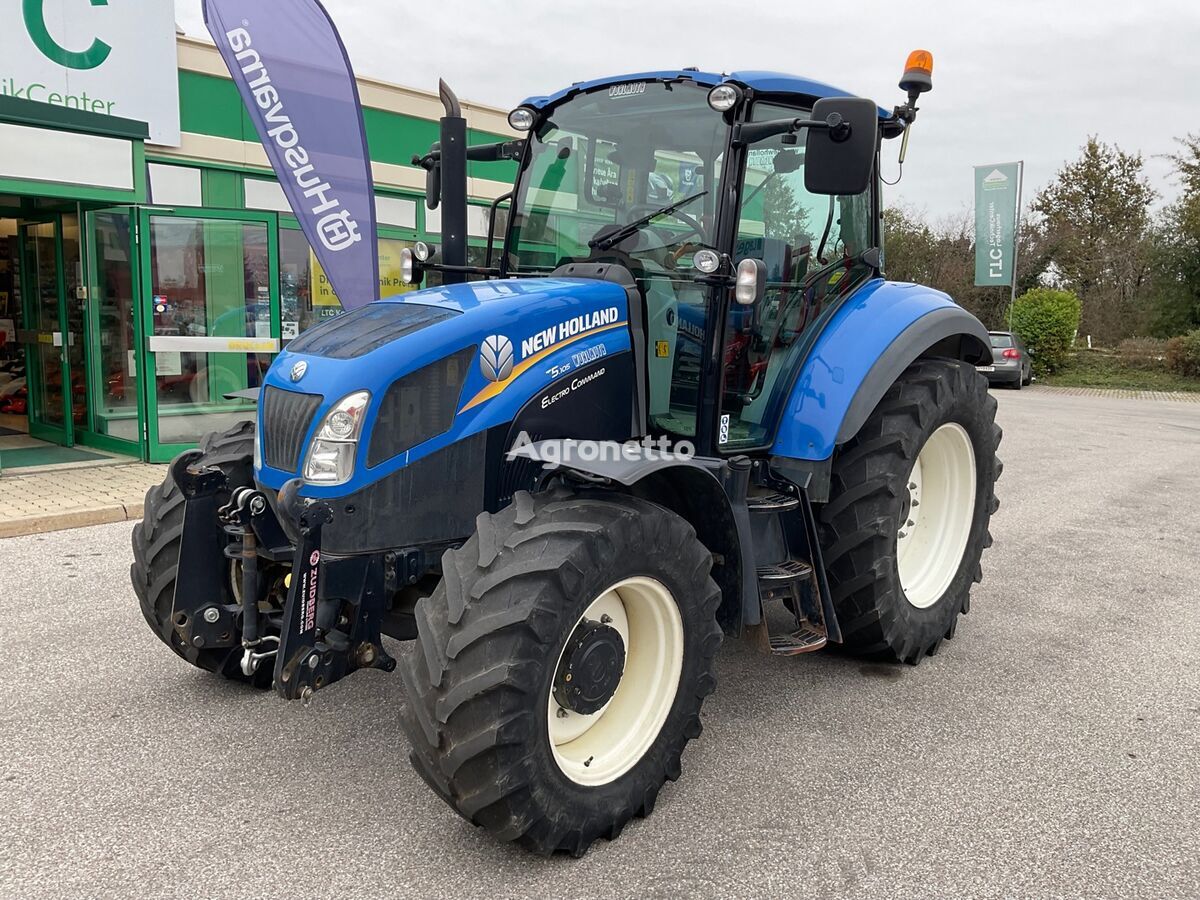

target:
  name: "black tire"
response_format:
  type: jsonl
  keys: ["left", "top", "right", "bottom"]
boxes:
{"left": 398, "top": 489, "right": 722, "bottom": 856}
{"left": 130, "top": 419, "right": 270, "bottom": 686}
{"left": 1013, "top": 374, "right": 1023, "bottom": 390}
{"left": 818, "top": 359, "right": 1001, "bottom": 664}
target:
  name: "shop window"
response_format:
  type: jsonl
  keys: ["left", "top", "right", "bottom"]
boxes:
{"left": 147, "top": 216, "right": 271, "bottom": 445}
{"left": 148, "top": 164, "right": 203, "bottom": 207}
{"left": 281, "top": 229, "right": 417, "bottom": 340}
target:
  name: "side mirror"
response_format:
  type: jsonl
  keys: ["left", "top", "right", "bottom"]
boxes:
{"left": 804, "top": 97, "right": 879, "bottom": 196}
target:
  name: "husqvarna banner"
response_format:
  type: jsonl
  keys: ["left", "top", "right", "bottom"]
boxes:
{"left": 204, "top": 0, "right": 379, "bottom": 310}
{"left": 973, "top": 161, "right": 1022, "bottom": 287}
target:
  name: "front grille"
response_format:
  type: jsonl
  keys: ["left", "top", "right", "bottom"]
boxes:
{"left": 262, "top": 386, "right": 323, "bottom": 472}
{"left": 367, "top": 347, "right": 474, "bottom": 467}
{"left": 285, "top": 302, "right": 458, "bottom": 359}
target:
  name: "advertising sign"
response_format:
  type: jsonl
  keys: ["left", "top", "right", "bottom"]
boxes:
{"left": 0, "top": 1, "right": 181, "bottom": 145}
{"left": 974, "top": 162, "right": 1022, "bottom": 286}
{"left": 204, "top": 0, "right": 380, "bottom": 311}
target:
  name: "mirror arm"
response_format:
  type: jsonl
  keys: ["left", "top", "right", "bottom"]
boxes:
{"left": 733, "top": 114, "right": 844, "bottom": 147}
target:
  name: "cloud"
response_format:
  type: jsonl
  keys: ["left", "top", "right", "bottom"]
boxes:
{"left": 176, "top": 0, "right": 1200, "bottom": 215}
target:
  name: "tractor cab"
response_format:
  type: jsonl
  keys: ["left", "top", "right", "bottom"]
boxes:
{"left": 412, "top": 70, "right": 892, "bottom": 456}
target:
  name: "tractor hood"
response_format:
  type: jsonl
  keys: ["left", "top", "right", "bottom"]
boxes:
{"left": 254, "top": 276, "right": 633, "bottom": 496}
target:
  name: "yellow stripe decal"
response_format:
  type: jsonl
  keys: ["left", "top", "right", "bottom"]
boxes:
{"left": 458, "top": 321, "right": 627, "bottom": 413}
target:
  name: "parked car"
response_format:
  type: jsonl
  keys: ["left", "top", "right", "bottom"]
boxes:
{"left": 979, "top": 331, "right": 1032, "bottom": 389}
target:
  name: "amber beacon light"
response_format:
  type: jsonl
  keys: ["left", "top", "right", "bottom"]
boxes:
{"left": 900, "top": 49, "right": 934, "bottom": 94}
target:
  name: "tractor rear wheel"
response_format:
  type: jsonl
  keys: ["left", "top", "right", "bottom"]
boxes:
{"left": 398, "top": 489, "right": 722, "bottom": 856}
{"left": 130, "top": 420, "right": 272, "bottom": 687}
{"left": 818, "top": 359, "right": 1001, "bottom": 663}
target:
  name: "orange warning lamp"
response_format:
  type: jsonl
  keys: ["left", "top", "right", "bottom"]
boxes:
{"left": 899, "top": 49, "right": 934, "bottom": 96}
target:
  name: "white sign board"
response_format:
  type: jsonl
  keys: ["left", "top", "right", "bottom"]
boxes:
{"left": 0, "top": 0, "right": 180, "bottom": 146}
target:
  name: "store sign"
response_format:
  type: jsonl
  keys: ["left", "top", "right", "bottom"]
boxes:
{"left": 1, "top": 1, "right": 181, "bottom": 145}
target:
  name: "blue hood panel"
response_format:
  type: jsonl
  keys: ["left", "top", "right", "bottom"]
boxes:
{"left": 256, "top": 277, "right": 632, "bottom": 497}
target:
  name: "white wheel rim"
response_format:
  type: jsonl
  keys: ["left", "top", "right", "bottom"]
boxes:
{"left": 547, "top": 576, "right": 683, "bottom": 786}
{"left": 896, "top": 422, "right": 977, "bottom": 609}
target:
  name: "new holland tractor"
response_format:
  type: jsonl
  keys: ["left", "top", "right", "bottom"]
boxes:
{"left": 132, "top": 52, "right": 1002, "bottom": 855}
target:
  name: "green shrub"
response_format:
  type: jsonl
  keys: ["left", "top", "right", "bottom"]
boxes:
{"left": 1166, "top": 329, "right": 1200, "bottom": 377}
{"left": 1010, "top": 288, "right": 1081, "bottom": 374}
{"left": 1116, "top": 337, "right": 1170, "bottom": 370}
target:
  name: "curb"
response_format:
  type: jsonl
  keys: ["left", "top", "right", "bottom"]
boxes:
{"left": 0, "top": 497, "right": 147, "bottom": 540}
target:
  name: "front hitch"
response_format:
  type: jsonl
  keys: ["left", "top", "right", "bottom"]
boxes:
{"left": 272, "top": 481, "right": 396, "bottom": 702}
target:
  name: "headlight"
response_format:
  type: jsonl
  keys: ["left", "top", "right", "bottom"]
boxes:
{"left": 303, "top": 390, "right": 370, "bottom": 485}
{"left": 508, "top": 106, "right": 535, "bottom": 131}
{"left": 253, "top": 424, "right": 262, "bottom": 470}
{"left": 707, "top": 84, "right": 742, "bottom": 112}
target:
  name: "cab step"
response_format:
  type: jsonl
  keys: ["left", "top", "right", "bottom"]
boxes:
{"left": 747, "top": 491, "right": 801, "bottom": 513}
{"left": 748, "top": 556, "right": 829, "bottom": 656}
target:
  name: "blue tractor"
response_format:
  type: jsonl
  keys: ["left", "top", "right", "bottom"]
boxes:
{"left": 132, "top": 52, "right": 1001, "bottom": 855}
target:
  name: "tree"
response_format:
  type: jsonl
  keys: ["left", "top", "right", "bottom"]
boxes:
{"left": 1032, "top": 137, "right": 1156, "bottom": 343}
{"left": 1146, "top": 134, "right": 1200, "bottom": 336}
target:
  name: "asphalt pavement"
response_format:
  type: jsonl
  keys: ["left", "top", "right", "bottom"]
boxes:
{"left": 1, "top": 388, "right": 1198, "bottom": 899}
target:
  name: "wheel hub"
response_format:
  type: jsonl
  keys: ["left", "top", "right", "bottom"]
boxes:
{"left": 553, "top": 618, "right": 626, "bottom": 715}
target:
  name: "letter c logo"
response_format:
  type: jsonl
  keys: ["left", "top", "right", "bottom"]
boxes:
{"left": 23, "top": 0, "right": 112, "bottom": 71}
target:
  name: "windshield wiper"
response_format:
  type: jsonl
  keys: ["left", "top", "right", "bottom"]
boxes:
{"left": 589, "top": 191, "right": 708, "bottom": 251}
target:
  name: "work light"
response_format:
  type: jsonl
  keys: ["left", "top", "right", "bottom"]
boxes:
{"left": 413, "top": 240, "right": 434, "bottom": 262}
{"left": 508, "top": 107, "right": 535, "bottom": 131}
{"left": 707, "top": 84, "right": 741, "bottom": 112}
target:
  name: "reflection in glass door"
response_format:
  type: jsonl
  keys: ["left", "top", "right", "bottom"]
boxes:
{"left": 139, "top": 209, "right": 279, "bottom": 460}
{"left": 19, "top": 219, "right": 72, "bottom": 445}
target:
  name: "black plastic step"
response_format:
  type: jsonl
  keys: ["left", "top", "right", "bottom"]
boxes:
{"left": 747, "top": 491, "right": 801, "bottom": 513}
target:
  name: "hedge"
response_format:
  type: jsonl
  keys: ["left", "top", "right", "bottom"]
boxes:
{"left": 1010, "top": 288, "right": 1082, "bottom": 374}
{"left": 1166, "top": 329, "right": 1200, "bottom": 378}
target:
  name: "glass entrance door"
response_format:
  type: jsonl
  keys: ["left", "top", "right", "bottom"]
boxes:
{"left": 83, "top": 208, "right": 143, "bottom": 454}
{"left": 19, "top": 218, "right": 73, "bottom": 446}
{"left": 138, "top": 208, "right": 279, "bottom": 462}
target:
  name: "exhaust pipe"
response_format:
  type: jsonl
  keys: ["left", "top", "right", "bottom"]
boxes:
{"left": 438, "top": 79, "right": 468, "bottom": 284}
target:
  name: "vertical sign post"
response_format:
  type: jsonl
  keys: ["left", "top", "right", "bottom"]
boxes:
{"left": 974, "top": 161, "right": 1024, "bottom": 327}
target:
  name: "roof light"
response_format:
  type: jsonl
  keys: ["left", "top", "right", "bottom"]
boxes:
{"left": 899, "top": 49, "right": 934, "bottom": 94}
{"left": 707, "top": 84, "right": 742, "bottom": 112}
{"left": 508, "top": 106, "right": 535, "bottom": 131}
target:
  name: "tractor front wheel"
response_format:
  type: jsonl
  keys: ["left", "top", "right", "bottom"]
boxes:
{"left": 130, "top": 420, "right": 274, "bottom": 687}
{"left": 398, "top": 489, "right": 722, "bottom": 856}
{"left": 819, "top": 359, "right": 1002, "bottom": 663}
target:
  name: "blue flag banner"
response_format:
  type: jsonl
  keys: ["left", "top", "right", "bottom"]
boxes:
{"left": 204, "top": 0, "right": 379, "bottom": 310}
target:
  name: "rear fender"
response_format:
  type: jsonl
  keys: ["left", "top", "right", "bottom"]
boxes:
{"left": 772, "top": 281, "right": 990, "bottom": 465}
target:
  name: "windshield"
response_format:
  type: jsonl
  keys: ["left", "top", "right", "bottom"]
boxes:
{"left": 507, "top": 81, "right": 728, "bottom": 273}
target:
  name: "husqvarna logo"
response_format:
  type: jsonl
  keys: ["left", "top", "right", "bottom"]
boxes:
{"left": 480, "top": 335, "right": 514, "bottom": 382}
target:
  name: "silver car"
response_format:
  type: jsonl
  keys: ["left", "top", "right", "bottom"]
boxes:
{"left": 978, "top": 331, "right": 1033, "bottom": 389}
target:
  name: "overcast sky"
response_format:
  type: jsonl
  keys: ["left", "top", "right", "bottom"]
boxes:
{"left": 175, "top": 0, "right": 1200, "bottom": 221}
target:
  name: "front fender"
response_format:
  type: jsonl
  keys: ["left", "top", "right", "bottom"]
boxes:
{"left": 772, "top": 280, "right": 990, "bottom": 462}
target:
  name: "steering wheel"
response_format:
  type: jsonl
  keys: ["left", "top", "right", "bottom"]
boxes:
{"left": 626, "top": 202, "right": 706, "bottom": 247}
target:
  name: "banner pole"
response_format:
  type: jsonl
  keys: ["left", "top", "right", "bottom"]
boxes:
{"left": 1008, "top": 160, "right": 1024, "bottom": 332}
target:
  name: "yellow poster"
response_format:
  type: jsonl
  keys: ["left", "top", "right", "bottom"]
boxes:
{"left": 310, "top": 239, "right": 417, "bottom": 309}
